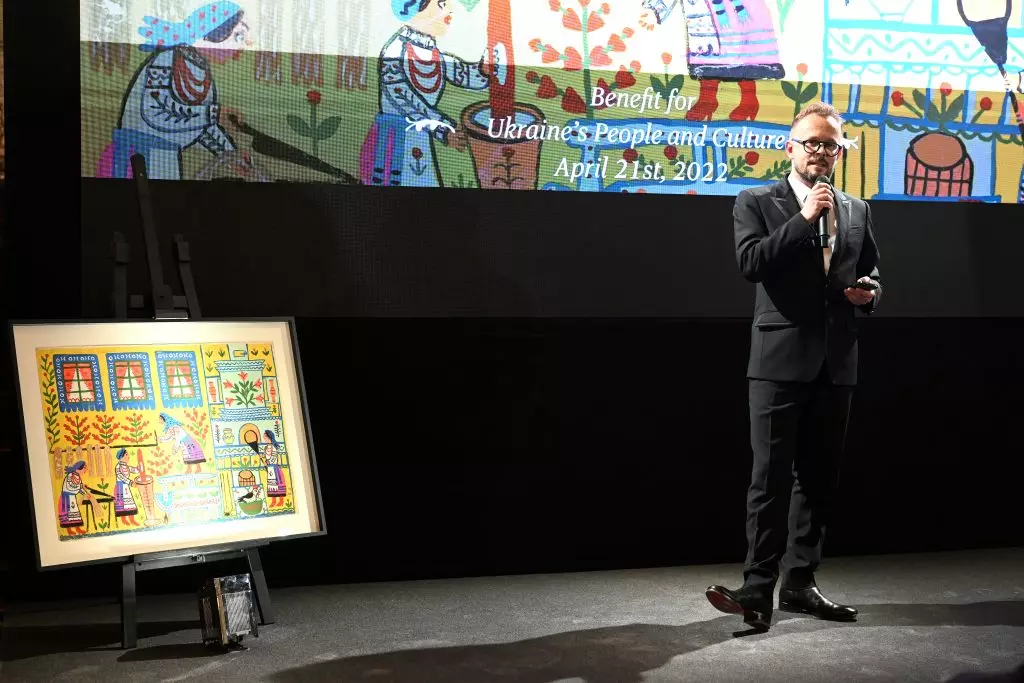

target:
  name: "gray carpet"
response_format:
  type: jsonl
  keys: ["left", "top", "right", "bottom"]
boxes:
{"left": 2, "top": 548, "right": 1022, "bottom": 682}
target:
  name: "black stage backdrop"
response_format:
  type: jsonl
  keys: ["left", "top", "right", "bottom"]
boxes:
{"left": 2, "top": 3, "right": 1023, "bottom": 603}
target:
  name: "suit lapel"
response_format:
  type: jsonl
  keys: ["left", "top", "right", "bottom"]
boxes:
{"left": 770, "top": 179, "right": 801, "bottom": 224}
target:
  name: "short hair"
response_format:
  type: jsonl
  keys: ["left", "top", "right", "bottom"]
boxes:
{"left": 792, "top": 102, "right": 844, "bottom": 128}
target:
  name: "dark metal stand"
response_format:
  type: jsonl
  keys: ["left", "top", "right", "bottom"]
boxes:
{"left": 120, "top": 543, "right": 275, "bottom": 649}
{"left": 115, "top": 154, "right": 273, "bottom": 650}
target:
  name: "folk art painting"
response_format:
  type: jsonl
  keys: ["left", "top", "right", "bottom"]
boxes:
{"left": 12, "top": 320, "right": 322, "bottom": 568}
{"left": 78, "top": 0, "right": 1024, "bottom": 202}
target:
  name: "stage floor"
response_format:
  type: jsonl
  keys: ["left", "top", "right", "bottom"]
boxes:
{"left": 2, "top": 548, "right": 1022, "bottom": 682}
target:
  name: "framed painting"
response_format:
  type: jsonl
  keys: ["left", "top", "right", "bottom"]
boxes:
{"left": 10, "top": 318, "right": 325, "bottom": 569}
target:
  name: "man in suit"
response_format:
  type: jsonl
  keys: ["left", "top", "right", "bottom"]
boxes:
{"left": 705, "top": 102, "right": 881, "bottom": 631}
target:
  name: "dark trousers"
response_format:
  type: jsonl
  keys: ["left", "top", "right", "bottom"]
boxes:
{"left": 743, "top": 363, "right": 853, "bottom": 595}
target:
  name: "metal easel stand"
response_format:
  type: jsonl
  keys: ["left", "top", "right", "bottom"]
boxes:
{"left": 114, "top": 154, "right": 274, "bottom": 650}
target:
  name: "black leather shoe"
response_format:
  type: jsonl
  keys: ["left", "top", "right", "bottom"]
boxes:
{"left": 705, "top": 584, "right": 773, "bottom": 631}
{"left": 778, "top": 586, "right": 858, "bottom": 621}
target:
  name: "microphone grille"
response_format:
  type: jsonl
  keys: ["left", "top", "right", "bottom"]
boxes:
{"left": 815, "top": 175, "right": 832, "bottom": 186}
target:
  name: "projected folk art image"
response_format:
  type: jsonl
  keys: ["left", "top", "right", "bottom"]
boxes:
{"left": 80, "top": 0, "right": 1024, "bottom": 202}
{"left": 39, "top": 341, "right": 292, "bottom": 541}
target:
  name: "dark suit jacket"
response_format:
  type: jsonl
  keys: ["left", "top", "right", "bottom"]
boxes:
{"left": 734, "top": 179, "right": 882, "bottom": 386}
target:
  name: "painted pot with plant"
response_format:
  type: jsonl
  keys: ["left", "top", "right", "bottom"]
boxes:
{"left": 460, "top": 0, "right": 545, "bottom": 189}
{"left": 463, "top": 0, "right": 638, "bottom": 189}
{"left": 891, "top": 84, "right": 974, "bottom": 197}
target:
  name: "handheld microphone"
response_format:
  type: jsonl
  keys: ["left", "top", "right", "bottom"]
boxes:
{"left": 814, "top": 175, "right": 832, "bottom": 248}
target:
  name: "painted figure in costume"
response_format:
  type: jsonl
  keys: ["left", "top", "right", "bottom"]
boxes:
{"left": 100, "top": 2, "right": 252, "bottom": 180}
{"left": 158, "top": 412, "right": 207, "bottom": 474}
{"left": 360, "top": 0, "right": 490, "bottom": 187}
{"left": 114, "top": 448, "right": 141, "bottom": 526}
{"left": 59, "top": 461, "right": 87, "bottom": 535}
{"left": 260, "top": 430, "right": 287, "bottom": 508}
{"left": 640, "top": 0, "right": 785, "bottom": 121}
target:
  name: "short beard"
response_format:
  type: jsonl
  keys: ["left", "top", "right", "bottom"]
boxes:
{"left": 797, "top": 160, "right": 828, "bottom": 185}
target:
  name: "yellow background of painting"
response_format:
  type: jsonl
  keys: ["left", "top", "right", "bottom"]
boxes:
{"left": 37, "top": 341, "right": 294, "bottom": 539}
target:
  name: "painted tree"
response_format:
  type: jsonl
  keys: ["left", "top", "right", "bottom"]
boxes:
{"left": 38, "top": 355, "right": 62, "bottom": 450}
{"left": 255, "top": 0, "right": 286, "bottom": 84}
{"left": 336, "top": 0, "right": 371, "bottom": 91}
{"left": 92, "top": 415, "right": 122, "bottom": 445}
{"left": 154, "top": 0, "right": 189, "bottom": 19}
{"left": 87, "top": 0, "right": 133, "bottom": 76}
{"left": 528, "top": 1, "right": 640, "bottom": 118}
{"left": 293, "top": 0, "right": 326, "bottom": 86}
{"left": 63, "top": 415, "right": 92, "bottom": 447}
{"left": 146, "top": 443, "right": 176, "bottom": 477}
{"left": 123, "top": 412, "right": 151, "bottom": 445}
{"left": 184, "top": 408, "right": 211, "bottom": 444}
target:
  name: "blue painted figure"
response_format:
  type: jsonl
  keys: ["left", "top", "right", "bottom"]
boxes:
{"left": 100, "top": 2, "right": 252, "bottom": 179}
{"left": 158, "top": 412, "right": 207, "bottom": 474}
{"left": 360, "top": 0, "right": 490, "bottom": 187}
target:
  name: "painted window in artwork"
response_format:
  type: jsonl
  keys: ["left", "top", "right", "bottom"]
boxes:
{"left": 63, "top": 363, "right": 96, "bottom": 403}
{"left": 155, "top": 351, "right": 202, "bottom": 409}
{"left": 54, "top": 354, "right": 106, "bottom": 413}
{"left": 115, "top": 360, "right": 147, "bottom": 400}
{"left": 165, "top": 361, "right": 195, "bottom": 398}
{"left": 105, "top": 352, "right": 156, "bottom": 411}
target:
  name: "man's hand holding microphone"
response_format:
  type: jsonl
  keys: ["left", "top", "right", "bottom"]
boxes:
{"left": 802, "top": 177, "right": 878, "bottom": 305}
{"left": 800, "top": 180, "right": 835, "bottom": 227}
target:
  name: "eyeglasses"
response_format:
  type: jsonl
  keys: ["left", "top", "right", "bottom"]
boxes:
{"left": 790, "top": 137, "right": 842, "bottom": 157}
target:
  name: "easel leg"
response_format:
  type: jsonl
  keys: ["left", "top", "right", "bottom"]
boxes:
{"left": 121, "top": 561, "right": 137, "bottom": 649}
{"left": 246, "top": 548, "right": 275, "bottom": 625}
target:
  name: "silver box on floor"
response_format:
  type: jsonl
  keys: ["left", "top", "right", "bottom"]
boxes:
{"left": 197, "top": 574, "right": 260, "bottom": 647}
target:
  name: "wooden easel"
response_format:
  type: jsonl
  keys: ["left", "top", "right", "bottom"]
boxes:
{"left": 114, "top": 154, "right": 274, "bottom": 649}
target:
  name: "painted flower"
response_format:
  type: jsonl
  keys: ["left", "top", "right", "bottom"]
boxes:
{"left": 664, "top": 145, "right": 678, "bottom": 160}
{"left": 940, "top": 83, "right": 953, "bottom": 97}
{"left": 891, "top": 90, "right": 905, "bottom": 107}
{"left": 980, "top": 97, "right": 993, "bottom": 111}
{"left": 623, "top": 148, "right": 638, "bottom": 163}
{"left": 536, "top": 75, "right": 558, "bottom": 99}
{"left": 562, "top": 86, "right": 586, "bottom": 114}
{"left": 412, "top": 147, "right": 423, "bottom": 160}
{"left": 307, "top": 90, "right": 322, "bottom": 105}
{"left": 745, "top": 151, "right": 760, "bottom": 166}
{"left": 661, "top": 52, "right": 673, "bottom": 66}
{"left": 563, "top": 8, "right": 582, "bottom": 30}
{"left": 615, "top": 67, "right": 636, "bottom": 89}
{"left": 796, "top": 63, "right": 808, "bottom": 76}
